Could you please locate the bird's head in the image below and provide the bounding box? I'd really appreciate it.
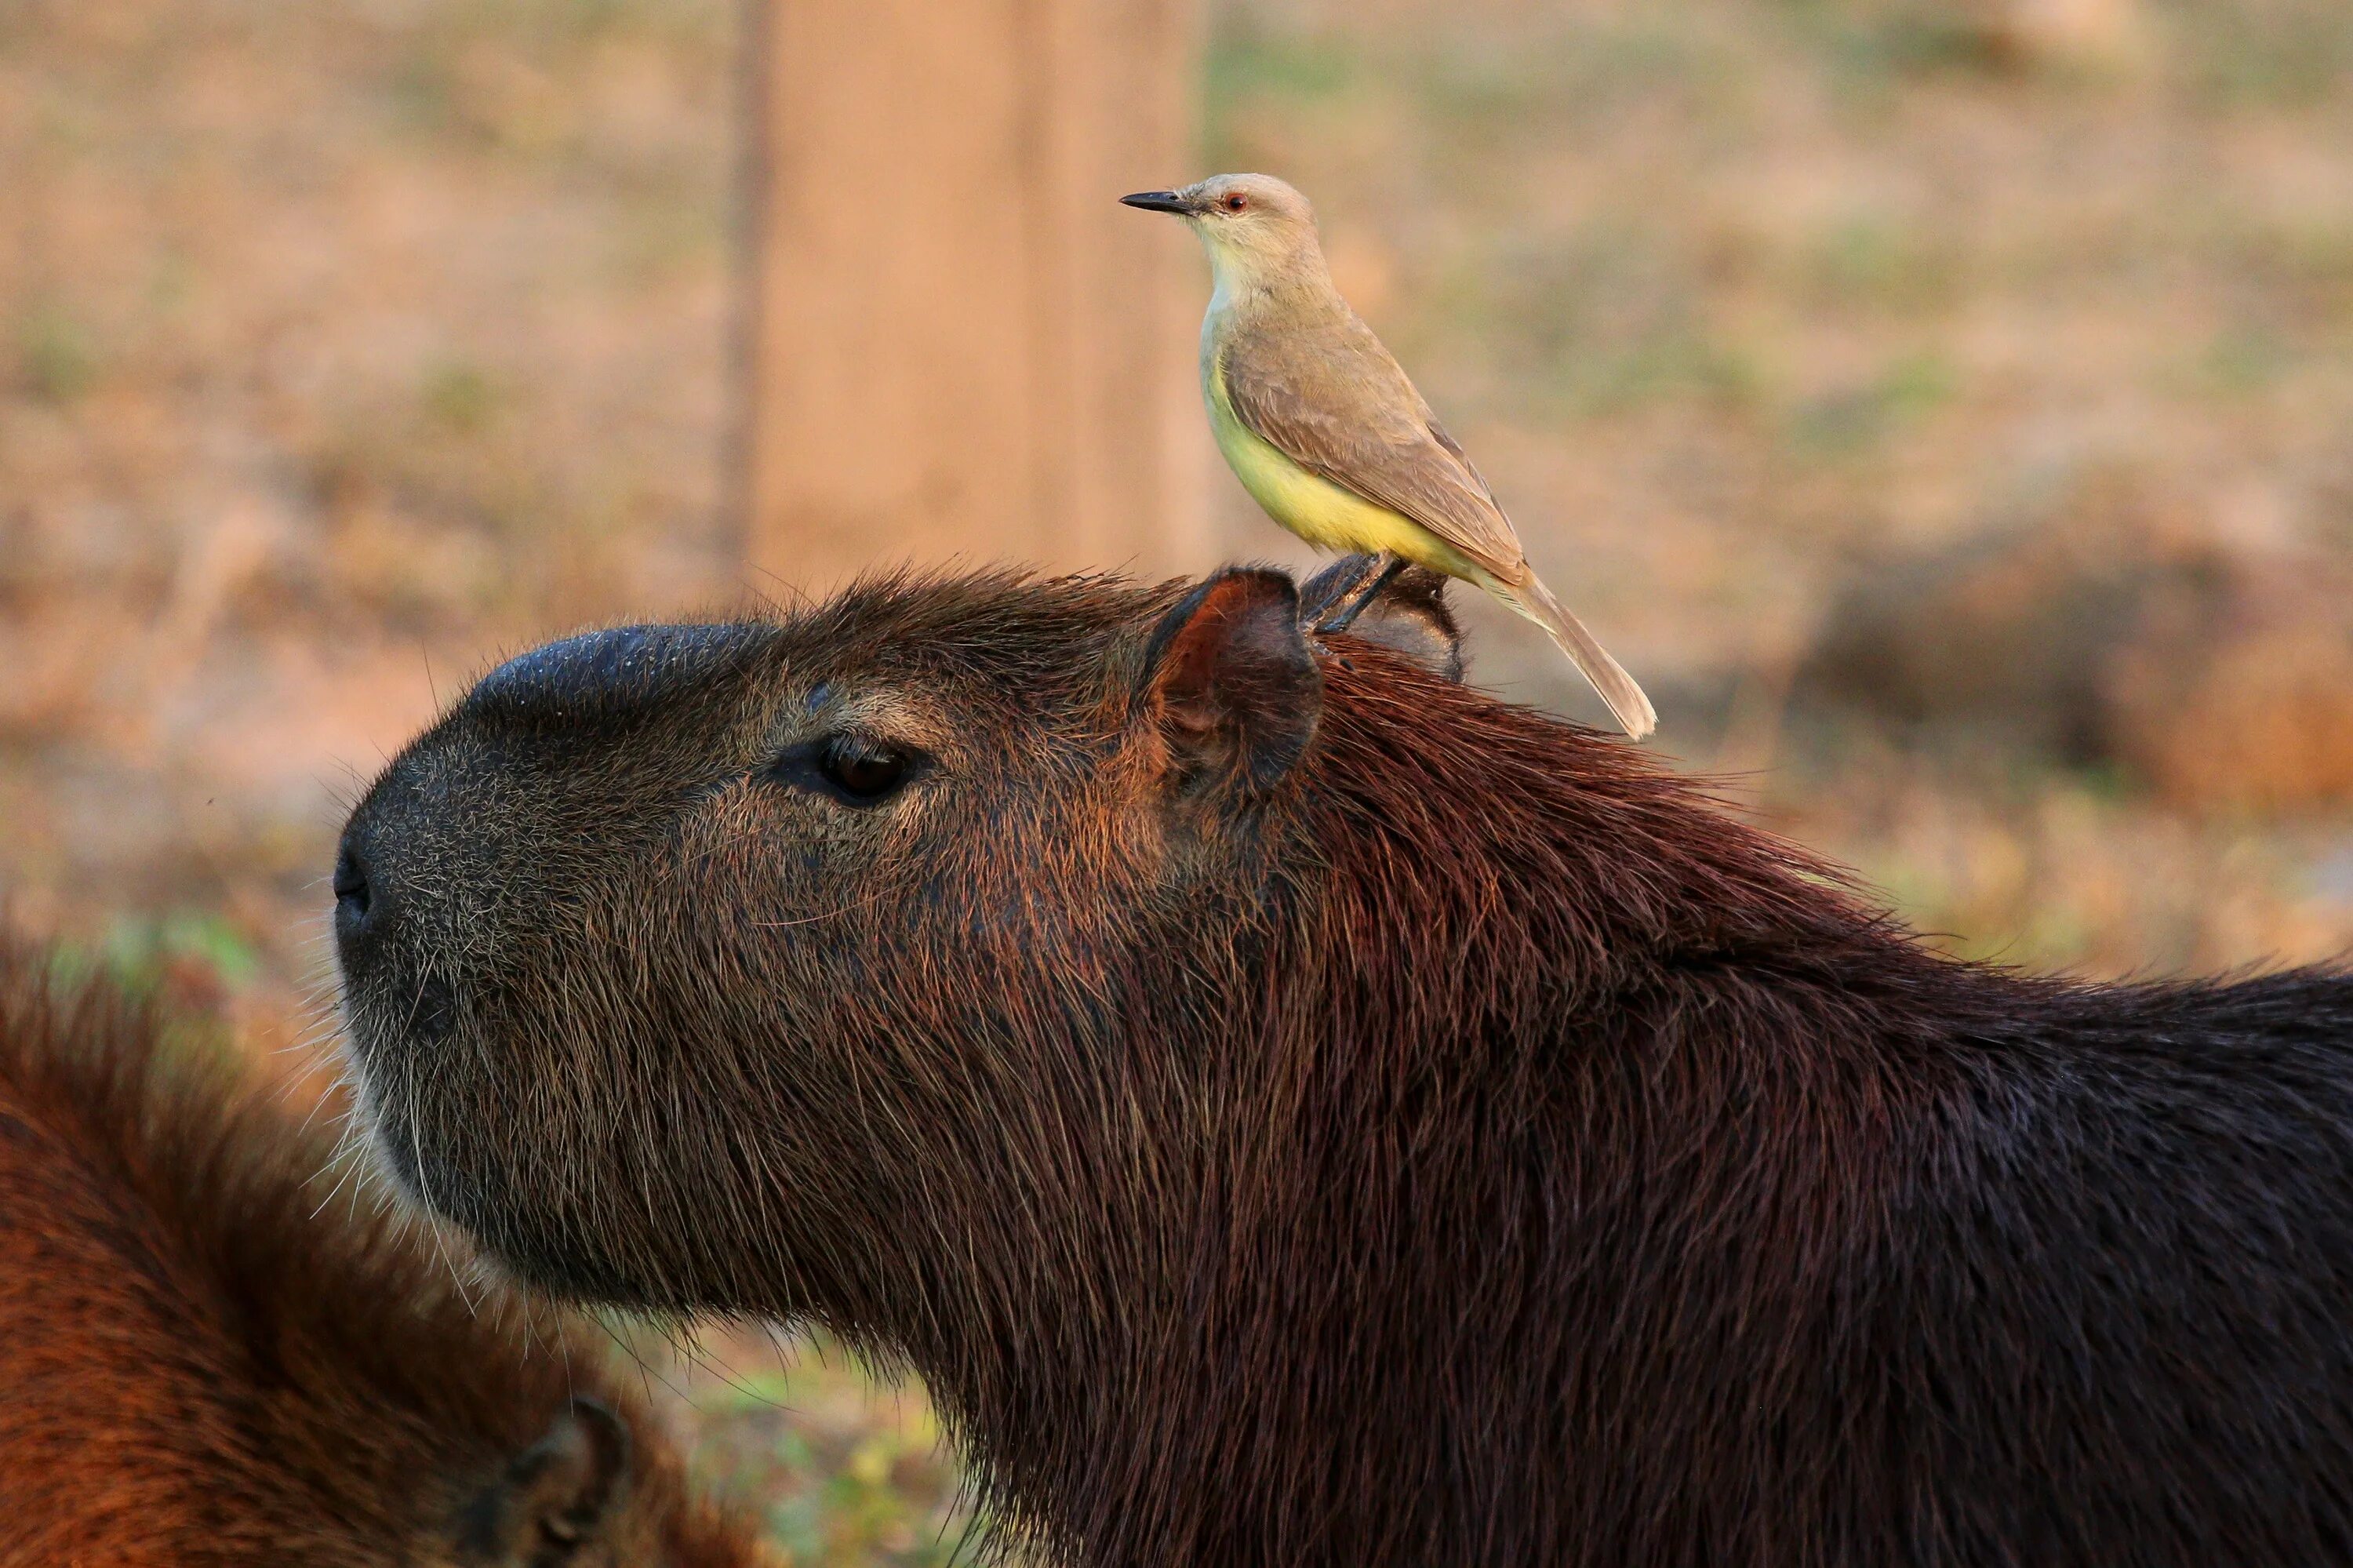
[1122,173,1325,291]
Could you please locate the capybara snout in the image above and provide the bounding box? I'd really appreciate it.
[337,620,785,1094]
[338,621,780,977]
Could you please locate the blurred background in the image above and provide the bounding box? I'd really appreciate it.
[5,0,2352,1558]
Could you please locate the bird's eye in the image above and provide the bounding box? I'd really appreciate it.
[1223,192,1248,212]
[765,733,920,806]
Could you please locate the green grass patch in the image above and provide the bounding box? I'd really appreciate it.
[16,302,100,405]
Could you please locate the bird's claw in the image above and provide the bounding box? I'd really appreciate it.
[1299,553,1405,636]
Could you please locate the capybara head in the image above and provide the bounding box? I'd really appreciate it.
[337,560,1530,1551]
[334,559,1468,1315]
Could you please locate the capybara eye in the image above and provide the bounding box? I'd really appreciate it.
[764,733,919,806]
[821,736,908,800]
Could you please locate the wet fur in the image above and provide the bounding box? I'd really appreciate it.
[339,566,2353,1567]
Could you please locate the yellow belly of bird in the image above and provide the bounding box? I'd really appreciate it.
[1206,366,1483,583]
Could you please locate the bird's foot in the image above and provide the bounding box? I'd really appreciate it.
[1303,553,1405,635]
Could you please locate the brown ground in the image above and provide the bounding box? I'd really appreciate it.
[5,0,2352,1559]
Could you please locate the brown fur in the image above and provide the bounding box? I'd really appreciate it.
[338,561,2353,1566]
[0,945,769,1568]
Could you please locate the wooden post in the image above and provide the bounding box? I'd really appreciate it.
[740,0,1210,594]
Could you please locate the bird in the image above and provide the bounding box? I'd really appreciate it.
[1122,173,1657,739]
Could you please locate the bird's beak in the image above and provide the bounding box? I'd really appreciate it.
[1120,190,1195,216]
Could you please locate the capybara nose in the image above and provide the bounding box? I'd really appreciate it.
[333,821,460,1047]
[332,836,385,956]
[466,623,769,722]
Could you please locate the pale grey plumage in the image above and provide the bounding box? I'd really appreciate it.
[1126,173,1656,737]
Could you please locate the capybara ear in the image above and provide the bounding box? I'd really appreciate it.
[1141,568,1323,795]
[456,1397,631,1565]
[1300,557,1466,682]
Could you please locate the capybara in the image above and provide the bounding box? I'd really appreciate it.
[335,555,2353,1567]
[0,944,769,1568]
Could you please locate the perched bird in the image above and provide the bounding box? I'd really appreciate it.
[1123,173,1656,738]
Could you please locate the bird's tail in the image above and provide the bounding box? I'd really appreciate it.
[1493,573,1657,739]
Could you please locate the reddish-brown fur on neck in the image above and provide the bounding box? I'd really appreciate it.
[0,948,766,1567]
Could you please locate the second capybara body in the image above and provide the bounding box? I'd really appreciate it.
[0,946,768,1568]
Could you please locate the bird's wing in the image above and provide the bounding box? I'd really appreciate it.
[1220,315,1529,584]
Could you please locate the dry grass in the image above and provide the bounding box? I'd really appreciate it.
[5,0,2353,1555]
